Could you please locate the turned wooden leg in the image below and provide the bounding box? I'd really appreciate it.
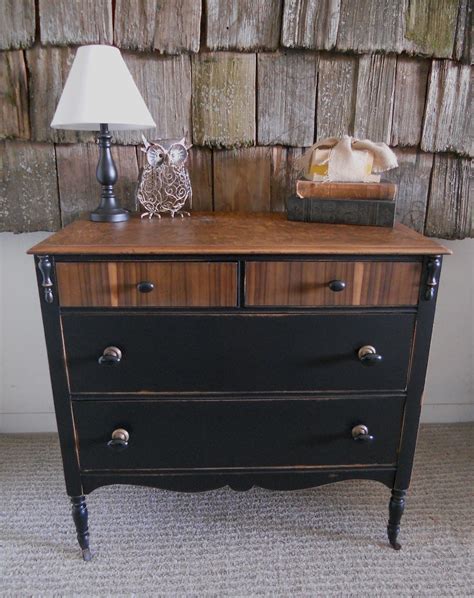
[387,489,406,550]
[71,495,92,561]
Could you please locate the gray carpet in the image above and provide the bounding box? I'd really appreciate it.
[0,424,473,597]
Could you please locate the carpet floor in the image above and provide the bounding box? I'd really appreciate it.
[0,423,472,597]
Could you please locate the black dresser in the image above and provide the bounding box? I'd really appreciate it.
[29,213,449,560]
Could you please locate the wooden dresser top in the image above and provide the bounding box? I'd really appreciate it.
[28,212,450,256]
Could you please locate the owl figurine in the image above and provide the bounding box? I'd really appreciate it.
[137,135,192,219]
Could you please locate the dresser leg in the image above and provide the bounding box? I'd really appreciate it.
[71,495,92,561]
[387,489,406,550]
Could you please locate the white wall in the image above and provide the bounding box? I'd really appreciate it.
[0,233,473,432]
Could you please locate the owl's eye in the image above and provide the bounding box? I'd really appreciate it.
[147,147,165,167]
[168,144,188,165]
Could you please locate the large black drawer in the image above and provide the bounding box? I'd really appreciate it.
[73,396,404,470]
[62,313,415,393]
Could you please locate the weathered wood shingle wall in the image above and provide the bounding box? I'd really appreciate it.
[0,0,472,238]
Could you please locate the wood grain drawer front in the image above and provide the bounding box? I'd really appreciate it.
[56,261,238,307]
[246,261,422,306]
[73,397,404,471]
[62,313,415,393]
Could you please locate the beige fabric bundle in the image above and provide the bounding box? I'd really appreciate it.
[297,135,398,183]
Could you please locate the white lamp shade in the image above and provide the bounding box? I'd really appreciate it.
[51,45,156,131]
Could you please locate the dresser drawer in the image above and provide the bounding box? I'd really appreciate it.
[73,396,404,470]
[245,260,422,306]
[62,313,415,393]
[56,261,238,307]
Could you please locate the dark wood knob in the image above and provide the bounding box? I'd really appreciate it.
[137,281,154,293]
[328,280,346,292]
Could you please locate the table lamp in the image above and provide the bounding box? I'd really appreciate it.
[51,45,156,222]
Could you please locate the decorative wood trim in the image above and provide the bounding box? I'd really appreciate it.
[424,256,441,301]
[38,255,54,303]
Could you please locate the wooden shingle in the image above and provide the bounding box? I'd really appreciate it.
[281,0,340,50]
[188,147,213,211]
[114,0,201,54]
[336,0,404,53]
[0,141,60,232]
[213,147,271,211]
[402,0,459,58]
[39,0,113,46]
[114,0,156,51]
[56,144,139,226]
[425,154,473,239]
[317,54,357,139]
[391,57,430,147]
[258,52,318,147]
[0,50,30,139]
[385,148,433,233]
[26,47,95,144]
[422,60,472,156]
[354,54,397,143]
[192,53,256,148]
[115,53,192,145]
[270,146,306,212]
[454,0,473,63]
[206,0,282,51]
[0,0,35,50]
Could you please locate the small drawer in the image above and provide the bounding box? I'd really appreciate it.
[62,312,415,393]
[73,396,404,471]
[56,261,238,307]
[245,260,422,307]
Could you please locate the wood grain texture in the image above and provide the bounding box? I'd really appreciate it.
[115,53,192,145]
[391,57,430,147]
[187,147,213,211]
[245,260,422,306]
[317,54,357,139]
[39,0,112,45]
[421,60,472,156]
[454,0,473,63]
[56,261,238,307]
[26,47,95,144]
[281,0,340,50]
[192,53,256,148]
[0,141,60,232]
[213,148,271,211]
[354,54,397,144]
[0,0,35,49]
[425,154,473,239]
[270,146,306,212]
[153,0,201,53]
[385,148,433,234]
[402,0,459,58]
[28,213,451,256]
[56,144,139,226]
[113,0,156,50]
[205,0,282,51]
[115,0,201,53]
[0,50,30,139]
[336,0,404,53]
[257,52,318,146]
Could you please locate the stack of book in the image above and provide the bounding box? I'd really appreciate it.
[287,180,397,227]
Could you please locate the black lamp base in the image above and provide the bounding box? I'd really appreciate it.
[91,123,130,223]
[90,207,130,222]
